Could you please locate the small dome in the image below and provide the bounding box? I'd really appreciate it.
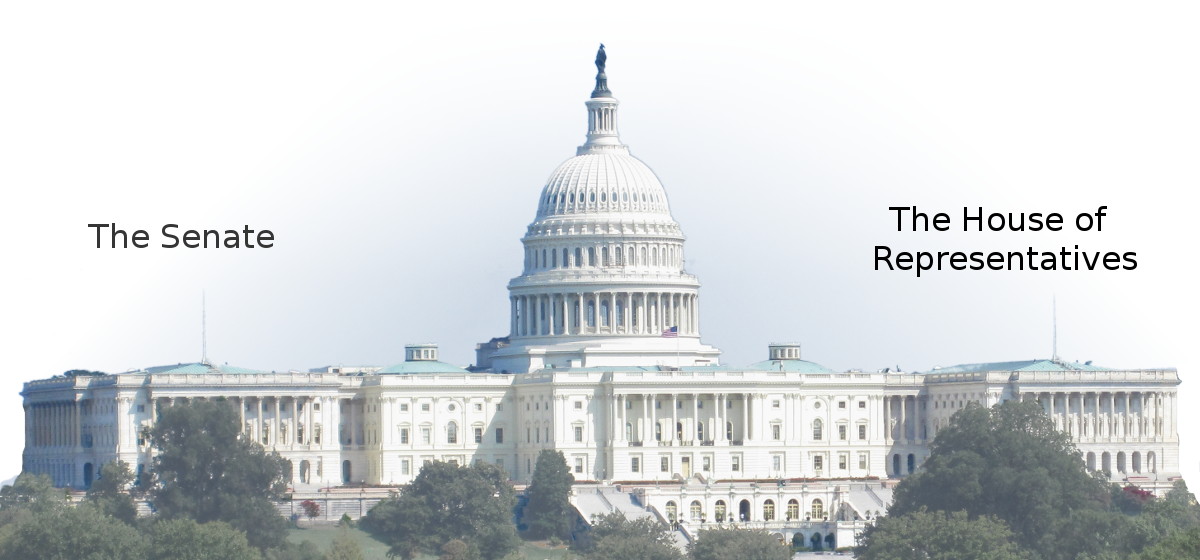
[535,153,672,219]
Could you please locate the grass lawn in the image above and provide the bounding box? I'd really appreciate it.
[287,527,572,560]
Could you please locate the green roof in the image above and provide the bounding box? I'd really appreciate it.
[144,362,266,374]
[377,361,468,375]
[745,359,836,373]
[926,359,1111,374]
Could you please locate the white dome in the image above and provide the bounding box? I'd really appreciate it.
[536,152,672,219]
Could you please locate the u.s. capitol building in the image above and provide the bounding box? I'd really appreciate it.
[21,48,1181,547]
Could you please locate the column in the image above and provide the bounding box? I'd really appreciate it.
[692,395,700,441]
[741,394,749,441]
[716,394,726,442]
[641,395,650,442]
[899,396,907,443]
[884,396,892,443]
[618,394,626,442]
[1123,392,1131,438]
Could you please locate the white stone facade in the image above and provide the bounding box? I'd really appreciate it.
[19,52,1184,544]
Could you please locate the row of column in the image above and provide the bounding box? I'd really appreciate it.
[512,291,698,337]
[524,242,681,272]
[884,395,926,444]
[25,401,81,448]
[153,396,334,449]
[611,393,739,444]
[1024,391,1173,440]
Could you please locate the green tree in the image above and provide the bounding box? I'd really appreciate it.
[87,460,139,524]
[145,518,260,560]
[150,398,290,551]
[1132,527,1200,560]
[360,461,519,560]
[575,512,682,560]
[0,473,65,515]
[325,527,365,560]
[688,528,788,560]
[0,503,147,560]
[888,400,1110,559]
[523,450,575,540]
[855,508,1028,560]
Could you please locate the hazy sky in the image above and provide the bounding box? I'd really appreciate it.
[2,2,1197,484]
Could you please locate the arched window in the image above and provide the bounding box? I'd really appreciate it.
[600,302,610,327]
[1132,451,1142,473]
[639,246,646,266]
[1148,451,1157,473]
[652,247,659,266]
[812,419,823,441]
[1117,451,1126,473]
[715,500,727,522]
[552,250,557,268]
[811,499,824,520]
[676,422,684,441]
[625,423,632,441]
[763,499,776,521]
[665,501,678,522]
[447,421,458,444]
[1102,452,1112,473]
[587,301,596,327]
[1086,452,1097,471]
[588,247,595,267]
[655,422,662,441]
[541,249,547,269]
[601,247,609,266]
[697,422,705,441]
[689,500,702,521]
[616,300,625,327]
[615,246,623,265]
[574,247,582,268]
[299,460,310,483]
[787,499,800,520]
[562,248,568,268]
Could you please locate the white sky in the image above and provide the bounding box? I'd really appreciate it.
[1,1,1197,484]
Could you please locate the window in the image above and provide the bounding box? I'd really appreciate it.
[838,401,847,409]
[858,424,867,440]
[772,455,782,470]
[136,404,145,413]
[772,400,780,408]
[400,403,409,412]
[690,501,702,521]
[702,456,711,472]
[421,403,430,412]
[697,422,705,441]
[527,428,531,443]
[661,456,670,472]
[631,457,640,473]
[811,499,825,519]
[574,401,583,409]
[665,501,677,522]
[421,427,431,444]
[839,453,848,470]
[859,400,866,409]
[812,419,823,440]
[475,403,483,411]
[655,423,663,441]
[838,424,847,440]
[575,457,584,474]
[763,500,776,521]
[732,456,741,472]
[474,427,483,444]
[401,459,410,475]
[400,428,410,444]
[574,426,583,442]
[446,422,458,444]
[814,401,822,409]
[715,501,727,522]
[771,423,781,440]
[496,403,503,412]
[813,454,824,471]
[787,499,800,520]
[495,428,504,443]
[859,452,869,470]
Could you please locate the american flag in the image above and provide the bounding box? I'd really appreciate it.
[661,326,678,338]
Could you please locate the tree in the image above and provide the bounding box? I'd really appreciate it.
[0,473,65,515]
[523,450,575,540]
[688,528,788,560]
[145,518,261,560]
[855,508,1028,560]
[87,460,138,524]
[360,461,519,560]
[325,527,365,560]
[575,512,682,560]
[0,503,147,560]
[888,400,1111,559]
[1133,527,1200,560]
[301,499,321,521]
[150,398,290,551]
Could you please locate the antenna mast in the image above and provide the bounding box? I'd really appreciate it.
[202,291,208,365]
[1052,295,1058,362]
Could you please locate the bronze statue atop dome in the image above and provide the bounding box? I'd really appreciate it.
[591,43,611,98]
